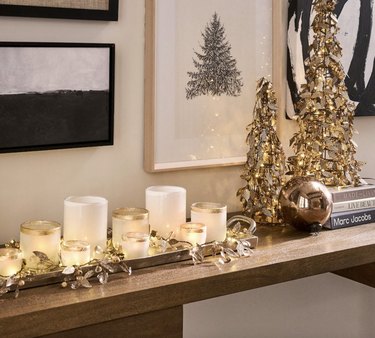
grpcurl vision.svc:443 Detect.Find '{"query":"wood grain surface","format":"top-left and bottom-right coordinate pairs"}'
top-left (1, 223), bottom-right (374, 337)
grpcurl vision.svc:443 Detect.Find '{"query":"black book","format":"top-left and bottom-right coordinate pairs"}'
top-left (324, 208), bottom-right (375, 230)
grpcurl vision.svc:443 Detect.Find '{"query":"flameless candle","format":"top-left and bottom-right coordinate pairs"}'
top-left (121, 232), bottom-right (150, 259)
top-left (112, 208), bottom-right (149, 250)
top-left (0, 248), bottom-right (23, 277)
top-left (60, 240), bottom-right (90, 266)
top-left (20, 220), bottom-right (61, 269)
top-left (180, 223), bottom-right (207, 245)
top-left (146, 186), bottom-right (186, 238)
top-left (190, 202), bottom-right (227, 242)
top-left (64, 196), bottom-right (108, 259)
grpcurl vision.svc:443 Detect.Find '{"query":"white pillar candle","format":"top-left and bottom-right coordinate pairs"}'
top-left (190, 202), bottom-right (227, 242)
top-left (20, 220), bottom-right (61, 270)
top-left (60, 240), bottom-right (90, 266)
top-left (64, 196), bottom-right (108, 259)
top-left (180, 223), bottom-right (207, 246)
top-left (121, 232), bottom-right (150, 259)
top-left (0, 248), bottom-right (23, 277)
top-left (112, 208), bottom-right (149, 250)
top-left (146, 186), bottom-right (186, 238)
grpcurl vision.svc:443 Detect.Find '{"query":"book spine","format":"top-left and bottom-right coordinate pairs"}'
top-left (324, 209), bottom-right (375, 230)
top-left (332, 197), bottom-right (375, 213)
top-left (330, 186), bottom-right (375, 203)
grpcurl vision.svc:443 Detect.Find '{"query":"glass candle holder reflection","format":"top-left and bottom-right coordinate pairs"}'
top-left (112, 208), bottom-right (149, 250)
top-left (190, 202), bottom-right (227, 242)
top-left (121, 232), bottom-right (150, 259)
top-left (0, 248), bottom-right (23, 277)
top-left (146, 186), bottom-right (186, 238)
top-left (180, 223), bottom-right (207, 246)
top-left (60, 240), bottom-right (90, 266)
top-left (64, 196), bottom-right (108, 259)
top-left (20, 220), bottom-right (61, 270)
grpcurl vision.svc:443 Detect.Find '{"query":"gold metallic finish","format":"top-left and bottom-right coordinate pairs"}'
top-left (20, 220), bottom-right (61, 236)
top-left (112, 208), bottom-right (149, 221)
top-left (191, 202), bottom-right (226, 214)
top-left (237, 77), bottom-right (286, 224)
top-left (287, 0), bottom-right (362, 187)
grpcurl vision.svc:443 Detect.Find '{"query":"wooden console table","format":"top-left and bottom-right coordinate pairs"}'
top-left (1, 223), bottom-right (374, 338)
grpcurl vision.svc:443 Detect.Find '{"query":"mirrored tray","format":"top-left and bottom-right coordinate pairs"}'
top-left (0, 215), bottom-right (258, 293)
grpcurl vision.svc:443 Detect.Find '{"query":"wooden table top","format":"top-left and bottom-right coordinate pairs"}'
top-left (1, 223), bottom-right (375, 337)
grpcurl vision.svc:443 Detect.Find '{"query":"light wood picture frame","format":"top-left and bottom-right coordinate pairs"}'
top-left (144, 0), bottom-right (274, 172)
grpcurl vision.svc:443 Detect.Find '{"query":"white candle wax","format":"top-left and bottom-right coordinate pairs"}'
top-left (20, 220), bottom-right (61, 270)
top-left (64, 196), bottom-right (108, 259)
top-left (190, 202), bottom-right (227, 242)
top-left (146, 186), bottom-right (186, 238)
top-left (180, 223), bottom-right (207, 245)
top-left (60, 240), bottom-right (90, 266)
top-left (0, 248), bottom-right (23, 277)
top-left (112, 208), bottom-right (149, 250)
top-left (122, 232), bottom-right (150, 259)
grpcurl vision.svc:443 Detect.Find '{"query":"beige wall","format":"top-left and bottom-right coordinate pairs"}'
top-left (0, 0), bottom-right (245, 243)
top-left (0, 1), bottom-right (373, 336)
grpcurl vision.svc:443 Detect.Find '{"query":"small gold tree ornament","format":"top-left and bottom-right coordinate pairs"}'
top-left (237, 77), bottom-right (286, 224)
top-left (288, 0), bottom-right (363, 186)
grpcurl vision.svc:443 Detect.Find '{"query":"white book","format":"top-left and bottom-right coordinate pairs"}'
top-left (332, 196), bottom-right (375, 213)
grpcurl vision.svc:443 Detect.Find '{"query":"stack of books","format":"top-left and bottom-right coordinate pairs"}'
top-left (324, 184), bottom-right (375, 230)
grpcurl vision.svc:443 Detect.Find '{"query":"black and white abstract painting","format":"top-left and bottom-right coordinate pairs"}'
top-left (0, 43), bottom-right (114, 153)
top-left (287, 0), bottom-right (375, 118)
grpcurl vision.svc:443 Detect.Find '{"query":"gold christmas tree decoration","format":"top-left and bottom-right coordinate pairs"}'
top-left (237, 77), bottom-right (286, 224)
top-left (288, 0), bottom-right (363, 187)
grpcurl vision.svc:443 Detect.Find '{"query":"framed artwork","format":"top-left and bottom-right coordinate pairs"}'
top-left (286, 0), bottom-right (375, 118)
top-left (0, 42), bottom-right (115, 154)
top-left (0, 0), bottom-right (118, 21)
top-left (144, 0), bottom-right (273, 172)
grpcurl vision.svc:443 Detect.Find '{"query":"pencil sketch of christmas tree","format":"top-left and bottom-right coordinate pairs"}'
top-left (186, 12), bottom-right (243, 100)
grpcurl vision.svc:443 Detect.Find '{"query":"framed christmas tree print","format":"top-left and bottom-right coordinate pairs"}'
top-left (144, 0), bottom-right (273, 171)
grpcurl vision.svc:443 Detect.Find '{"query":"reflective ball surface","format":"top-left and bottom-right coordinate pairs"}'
top-left (279, 176), bottom-right (333, 232)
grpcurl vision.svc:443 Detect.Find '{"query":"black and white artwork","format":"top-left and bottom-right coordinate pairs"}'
top-left (0, 42), bottom-right (114, 153)
top-left (287, 0), bottom-right (375, 118)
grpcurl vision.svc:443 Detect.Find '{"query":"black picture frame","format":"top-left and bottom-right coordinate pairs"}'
top-left (0, 42), bottom-right (115, 154)
top-left (0, 0), bottom-right (118, 21)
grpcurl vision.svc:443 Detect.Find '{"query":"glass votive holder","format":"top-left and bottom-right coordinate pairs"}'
top-left (64, 196), bottom-right (108, 259)
top-left (121, 232), bottom-right (150, 259)
top-left (0, 248), bottom-right (23, 277)
top-left (179, 223), bottom-right (207, 246)
top-left (146, 186), bottom-right (186, 238)
top-left (191, 202), bottom-right (227, 242)
top-left (60, 240), bottom-right (91, 266)
top-left (112, 208), bottom-right (149, 250)
top-left (20, 220), bottom-right (61, 270)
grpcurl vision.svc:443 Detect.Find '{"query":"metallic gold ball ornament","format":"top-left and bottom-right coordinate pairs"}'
top-left (279, 176), bottom-right (333, 233)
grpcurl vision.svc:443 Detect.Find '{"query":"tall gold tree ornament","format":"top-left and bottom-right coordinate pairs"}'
top-left (237, 77), bottom-right (286, 224)
top-left (288, 0), bottom-right (363, 186)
